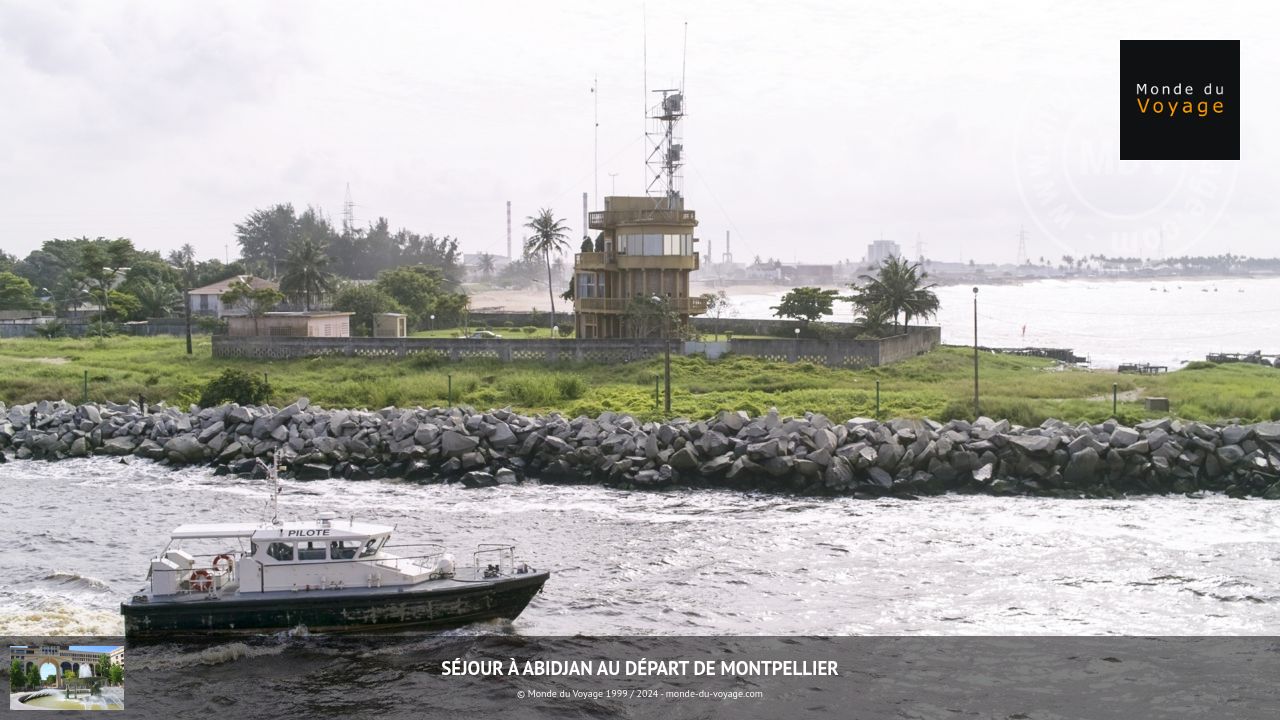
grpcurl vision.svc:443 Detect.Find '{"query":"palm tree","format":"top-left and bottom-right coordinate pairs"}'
top-left (132, 280), bottom-right (182, 318)
top-left (478, 252), bottom-right (496, 278)
top-left (523, 208), bottom-right (571, 331)
top-left (279, 236), bottom-right (335, 310)
top-left (847, 256), bottom-right (939, 332)
top-left (167, 244), bottom-right (196, 268)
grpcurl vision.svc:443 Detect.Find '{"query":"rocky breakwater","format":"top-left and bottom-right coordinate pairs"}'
top-left (3, 399), bottom-right (1280, 499)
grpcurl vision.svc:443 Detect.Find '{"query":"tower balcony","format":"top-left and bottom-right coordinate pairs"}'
top-left (574, 253), bottom-right (700, 271)
top-left (575, 295), bottom-right (709, 315)
top-left (588, 209), bottom-right (696, 229)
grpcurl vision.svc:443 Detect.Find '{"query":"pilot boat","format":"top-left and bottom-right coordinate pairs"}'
top-left (121, 461), bottom-right (548, 639)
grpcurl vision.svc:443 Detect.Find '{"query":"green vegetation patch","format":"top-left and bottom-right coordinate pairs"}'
top-left (1, 337), bottom-right (1277, 424)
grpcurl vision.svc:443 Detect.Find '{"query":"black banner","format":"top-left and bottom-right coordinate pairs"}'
top-left (8, 634), bottom-right (1280, 718)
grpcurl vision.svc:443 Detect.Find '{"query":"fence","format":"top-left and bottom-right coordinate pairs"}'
top-left (0, 320), bottom-right (195, 338)
top-left (213, 326), bottom-right (941, 367)
top-left (213, 336), bottom-right (674, 363)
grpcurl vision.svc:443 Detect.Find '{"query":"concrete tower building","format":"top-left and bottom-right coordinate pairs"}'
top-left (572, 86), bottom-right (706, 338)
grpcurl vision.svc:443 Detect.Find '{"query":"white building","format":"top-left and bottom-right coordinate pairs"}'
top-left (188, 275), bottom-right (277, 317)
top-left (865, 239), bottom-right (901, 268)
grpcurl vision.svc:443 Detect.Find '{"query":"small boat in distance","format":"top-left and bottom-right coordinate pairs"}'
top-left (121, 458), bottom-right (548, 639)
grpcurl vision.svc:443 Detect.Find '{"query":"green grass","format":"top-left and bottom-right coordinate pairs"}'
top-left (0, 336), bottom-right (1277, 425)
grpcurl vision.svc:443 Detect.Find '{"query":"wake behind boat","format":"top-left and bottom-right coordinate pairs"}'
top-left (121, 459), bottom-right (548, 639)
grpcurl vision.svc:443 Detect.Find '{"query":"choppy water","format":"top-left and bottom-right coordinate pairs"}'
top-left (728, 276), bottom-right (1280, 368)
top-left (3, 458), bottom-right (1280, 637)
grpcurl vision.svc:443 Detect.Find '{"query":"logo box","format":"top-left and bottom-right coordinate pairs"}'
top-left (1120, 40), bottom-right (1239, 160)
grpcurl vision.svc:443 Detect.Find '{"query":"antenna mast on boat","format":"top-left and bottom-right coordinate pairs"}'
top-left (268, 449), bottom-right (283, 526)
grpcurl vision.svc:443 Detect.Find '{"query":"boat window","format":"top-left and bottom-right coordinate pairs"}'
top-left (266, 542), bottom-right (294, 562)
top-left (359, 537), bottom-right (383, 558)
top-left (251, 542), bottom-right (258, 556)
top-left (330, 540), bottom-right (361, 560)
top-left (298, 541), bottom-right (326, 562)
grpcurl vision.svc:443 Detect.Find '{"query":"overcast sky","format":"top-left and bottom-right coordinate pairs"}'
top-left (2, 1), bottom-right (1276, 265)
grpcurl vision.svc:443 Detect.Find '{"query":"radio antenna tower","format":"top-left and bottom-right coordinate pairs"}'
top-left (342, 184), bottom-right (357, 234)
top-left (1016, 225), bottom-right (1029, 266)
top-left (644, 23), bottom-right (687, 202)
top-left (506, 201), bottom-right (513, 259)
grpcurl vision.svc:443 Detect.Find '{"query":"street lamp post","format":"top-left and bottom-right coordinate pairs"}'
top-left (972, 286), bottom-right (979, 419)
top-left (652, 295), bottom-right (671, 415)
top-left (184, 289), bottom-right (193, 355)
top-left (794, 326), bottom-right (800, 361)
top-left (430, 314), bottom-right (435, 332)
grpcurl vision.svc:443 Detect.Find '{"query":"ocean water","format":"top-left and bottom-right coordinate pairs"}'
top-left (3, 458), bottom-right (1280, 638)
top-left (725, 276), bottom-right (1280, 368)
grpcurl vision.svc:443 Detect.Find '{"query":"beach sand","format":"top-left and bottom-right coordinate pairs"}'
top-left (466, 281), bottom-right (794, 313)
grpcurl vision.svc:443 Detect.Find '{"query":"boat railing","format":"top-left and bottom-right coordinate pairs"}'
top-left (473, 544), bottom-right (518, 577)
top-left (259, 550), bottom-right (454, 592)
top-left (149, 563), bottom-right (236, 596)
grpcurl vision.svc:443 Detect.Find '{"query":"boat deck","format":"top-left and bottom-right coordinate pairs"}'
top-left (128, 567), bottom-right (532, 608)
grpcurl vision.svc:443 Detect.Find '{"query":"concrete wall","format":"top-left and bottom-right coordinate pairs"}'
top-left (213, 327), bottom-right (941, 367)
top-left (213, 336), bottom-right (674, 363)
top-left (728, 337), bottom-right (882, 368)
top-left (227, 315), bottom-right (351, 338)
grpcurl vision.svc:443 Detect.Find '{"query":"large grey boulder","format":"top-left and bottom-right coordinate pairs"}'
top-left (489, 422), bottom-right (517, 448)
top-left (1063, 446), bottom-right (1101, 485)
top-left (163, 435), bottom-right (205, 462)
top-left (101, 436), bottom-right (137, 455)
top-left (1109, 427), bottom-right (1140, 447)
top-left (1254, 423), bottom-right (1280, 442)
top-left (441, 430), bottom-right (479, 457)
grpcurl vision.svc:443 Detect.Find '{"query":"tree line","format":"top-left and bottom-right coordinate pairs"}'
top-left (0, 237), bottom-right (246, 319)
top-left (0, 202), bottom-right (470, 334)
top-left (234, 203), bottom-right (463, 283)
top-left (771, 257), bottom-right (940, 336)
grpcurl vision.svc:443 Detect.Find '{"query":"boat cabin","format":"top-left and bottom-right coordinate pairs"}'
top-left (147, 511), bottom-right (445, 597)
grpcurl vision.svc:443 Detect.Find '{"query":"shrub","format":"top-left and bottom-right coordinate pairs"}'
top-left (555, 375), bottom-right (587, 400)
top-left (85, 320), bottom-right (119, 337)
top-left (522, 326), bottom-right (538, 335)
top-left (194, 315), bottom-right (228, 334)
top-left (1183, 360), bottom-right (1216, 370)
top-left (199, 368), bottom-right (272, 407)
top-left (31, 320), bottom-right (66, 339)
top-left (502, 374), bottom-right (560, 406)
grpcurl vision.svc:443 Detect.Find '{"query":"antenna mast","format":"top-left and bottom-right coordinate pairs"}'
top-left (592, 75), bottom-right (599, 210)
top-left (645, 23), bottom-right (687, 203)
top-left (1016, 225), bottom-right (1029, 266)
top-left (342, 183), bottom-right (356, 234)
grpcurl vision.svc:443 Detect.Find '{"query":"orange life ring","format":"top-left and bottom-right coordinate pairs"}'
top-left (213, 554), bottom-right (234, 572)
top-left (189, 569), bottom-right (213, 593)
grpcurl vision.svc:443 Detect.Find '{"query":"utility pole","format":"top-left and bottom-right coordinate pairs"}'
top-left (972, 287), bottom-right (980, 418)
top-left (653, 295), bottom-right (672, 415)
top-left (663, 311), bottom-right (672, 415)
top-left (184, 289), bottom-right (193, 355)
top-left (506, 201), bottom-right (512, 259)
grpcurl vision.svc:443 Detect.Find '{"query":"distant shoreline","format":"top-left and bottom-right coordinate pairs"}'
top-left (468, 273), bottom-right (1280, 312)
